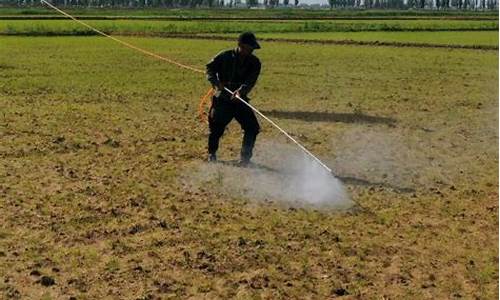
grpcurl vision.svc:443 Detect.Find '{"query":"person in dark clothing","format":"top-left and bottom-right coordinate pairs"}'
top-left (206, 32), bottom-right (262, 166)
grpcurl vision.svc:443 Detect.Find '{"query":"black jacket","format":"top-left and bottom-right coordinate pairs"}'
top-left (206, 48), bottom-right (261, 99)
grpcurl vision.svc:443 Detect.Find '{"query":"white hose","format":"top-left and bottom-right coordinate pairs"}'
top-left (224, 87), bottom-right (333, 174)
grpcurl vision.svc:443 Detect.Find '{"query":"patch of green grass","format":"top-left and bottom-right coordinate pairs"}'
top-left (0, 18), bottom-right (497, 36)
top-left (105, 258), bottom-right (120, 273)
top-left (41, 293), bottom-right (53, 300)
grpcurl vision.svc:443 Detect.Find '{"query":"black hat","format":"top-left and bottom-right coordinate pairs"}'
top-left (238, 32), bottom-right (260, 50)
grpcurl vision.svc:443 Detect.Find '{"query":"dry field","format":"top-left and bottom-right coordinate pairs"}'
top-left (0, 14), bottom-right (498, 299)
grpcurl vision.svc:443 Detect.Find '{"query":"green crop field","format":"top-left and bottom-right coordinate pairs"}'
top-left (0, 19), bottom-right (498, 36)
top-left (0, 8), bottom-right (498, 300)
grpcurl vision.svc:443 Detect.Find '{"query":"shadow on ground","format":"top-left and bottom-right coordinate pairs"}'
top-left (337, 175), bottom-right (415, 193)
top-left (218, 159), bottom-right (281, 173)
top-left (261, 110), bottom-right (397, 125)
top-left (216, 160), bottom-right (415, 194)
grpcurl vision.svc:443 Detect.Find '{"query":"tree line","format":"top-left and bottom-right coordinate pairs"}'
top-left (329, 0), bottom-right (497, 9)
top-left (2, 0), bottom-right (285, 7)
top-left (4, 0), bottom-right (498, 9)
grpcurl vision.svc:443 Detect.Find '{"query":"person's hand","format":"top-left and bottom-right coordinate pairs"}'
top-left (213, 83), bottom-right (224, 98)
top-left (231, 88), bottom-right (242, 101)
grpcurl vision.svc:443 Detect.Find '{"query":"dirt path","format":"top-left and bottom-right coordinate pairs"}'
top-left (8, 31), bottom-right (494, 50)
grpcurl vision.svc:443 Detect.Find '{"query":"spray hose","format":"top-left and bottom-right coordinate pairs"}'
top-left (40, 0), bottom-right (334, 175)
top-left (198, 88), bottom-right (214, 124)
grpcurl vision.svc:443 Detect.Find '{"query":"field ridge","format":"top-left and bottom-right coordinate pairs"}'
top-left (1, 31), bottom-right (497, 50)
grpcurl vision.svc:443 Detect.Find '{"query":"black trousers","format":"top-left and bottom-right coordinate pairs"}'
top-left (208, 96), bottom-right (260, 160)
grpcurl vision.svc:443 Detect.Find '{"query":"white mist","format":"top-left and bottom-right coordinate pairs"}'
top-left (189, 142), bottom-right (352, 209)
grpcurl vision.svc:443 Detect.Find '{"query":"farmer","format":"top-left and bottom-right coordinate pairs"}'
top-left (206, 32), bottom-right (262, 166)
